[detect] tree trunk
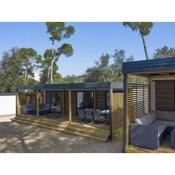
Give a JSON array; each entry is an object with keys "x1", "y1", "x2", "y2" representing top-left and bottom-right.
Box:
[
  {"x1": 47, "y1": 67, "x2": 50, "y2": 83},
  {"x1": 50, "y1": 41, "x2": 55, "y2": 83},
  {"x1": 139, "y1": 30, "x2": 149, "y2": 60},
  {"x1": 24, "y1": 69, "x2": 28, "y2": 80}
]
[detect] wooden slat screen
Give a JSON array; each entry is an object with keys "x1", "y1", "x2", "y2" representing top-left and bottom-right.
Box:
[{"x1": 128, "y1": 84, "x2": 150, "y2": 123}]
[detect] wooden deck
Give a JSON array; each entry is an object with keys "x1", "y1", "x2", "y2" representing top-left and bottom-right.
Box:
[
  {"x1": 12, "y1": 114, "x2": 110, "y2": 141},
  {"x1": 126, "y1": 136, "x2": 175, "y2": 153}
]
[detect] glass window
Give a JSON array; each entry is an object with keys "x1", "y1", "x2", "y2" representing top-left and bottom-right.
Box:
[{"x1": 77, "y1": 92, "x2": 84, "y2": 109}]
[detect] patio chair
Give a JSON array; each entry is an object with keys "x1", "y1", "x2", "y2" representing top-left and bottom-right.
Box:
[
  {"x1": 93, "y1": 109, "x2": 105, "y2": 123},
  {"x1": 77, "y1": 109, "x2": 85, "y2": 120},
  {"x1": 85, "y1": 108, "x2": 93, "y2": 122}
]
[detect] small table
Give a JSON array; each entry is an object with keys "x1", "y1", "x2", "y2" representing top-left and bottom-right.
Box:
[{"x1": 170, "y1": 127, "x2": 175, "y2": 148}]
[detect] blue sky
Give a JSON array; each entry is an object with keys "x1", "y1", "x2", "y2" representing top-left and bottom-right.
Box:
[{"x1": 0, "y1": 22, "x2": 175, "y2": 76}]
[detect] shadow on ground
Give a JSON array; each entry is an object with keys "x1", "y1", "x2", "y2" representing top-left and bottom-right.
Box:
[{"x1": 0, "y1": 122, "x2": 122, "y2": 153}]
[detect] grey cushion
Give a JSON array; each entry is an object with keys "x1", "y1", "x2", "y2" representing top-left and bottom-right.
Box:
[
  {"x1": 157, "y1": 124, "x2": 167, "y2": 137},
  {"x1": 135, "y1": 112, "x2": 156, "y2": 125},
  {"x1": 151, "y1": 123, "x2": 167, "y2": 137},
  {"x1": 155, "y1": 120, "x2": 175, "y2": 127},
  {"x1": 156, "y1": 111, "x2": 175, "y2": 122}
]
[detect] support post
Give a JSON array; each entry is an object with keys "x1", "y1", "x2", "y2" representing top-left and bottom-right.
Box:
[
  {"x1": 36, "y1": 90, "x2": 39, "y2": 117},
  {"x1": 43, "y1": 90, "x2": 46, "y2": 104},
  {"x1": 93, "y1": 89, "x2": 96, "y2": 109},
  {"x1": 109, "y1": 88, "x2": 113, "y2": 140},
  {"x1": 16, "y1": 91, "x2": 21, "y2": 116},
  {"x1": 122, "y1": 73, "x2": 128, "y2": 153},
  {"x1": 62, "y1": 90, "x2": 65, "y2": 115},
  {"x1": 68, "y1": 89, "x2": 72, "y2": 123}
]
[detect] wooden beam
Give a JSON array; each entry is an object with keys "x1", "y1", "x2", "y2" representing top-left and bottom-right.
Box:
[
  {"x1": 62, "y1": 90, "x2": 65, "y2": 115},
  {"x1": 109, "y1": 88, "x2": 113, "y2": 140},
  {"x1": 93, "y1": 89, "x2": 96, "y2": 109},
  {"x1": 16, "y1": 91, "x2": 21, "y2": 116},
  {"x1": 122, "y1": 73, "x2": 128, "y2": 153},
  {"x1": 36, "y1": 90, "x2": 39, "y2": 117},
  {"x1": 68, "y1": 90, "x2": 72, "y2": 123}
]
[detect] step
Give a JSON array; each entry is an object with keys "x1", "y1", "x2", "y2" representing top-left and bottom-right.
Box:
[
  {"x1": 13, "y1": 118, "x2": 107, "y2": 141},
  {"x1": 15, "y1": 116, "x2": 109, "y2": 135},
  {"x1": 14, "y1": 117, "x2": 108, "y2": 138},
  {"x1": 13, "y1": 118, "x2": 108, "y2": 141},
  {"x1": 14, "y1": 117, "x2": 109, "y2": 139},
  {"x1": 17, "y1": 115, "x2": 108, "y2": 131}
]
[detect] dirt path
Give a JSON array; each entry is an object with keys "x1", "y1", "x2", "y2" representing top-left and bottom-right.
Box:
[{"x1": 0, "y1": 121, "x2": 122, "y2": 153}]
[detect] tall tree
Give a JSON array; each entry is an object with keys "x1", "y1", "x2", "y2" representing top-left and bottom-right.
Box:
[
  {"x1": 46, "y1": 22, "x2": 75, "y2": 83},
  {"x1": 84, "y1": 53, "x2": 113, "y2": 82},
  {"x1": 18, "y1": 48, "x2": 40, "y2": 82},
  {"x1": 111, "y1": 49, "x2": 133, "y2": 81},
  {"x1": 153, "y1": 46, "x2": 175, "y2": 58},
  {"x1": 39, "y1": 49, "x2": 62, "y2": 83},
  {"x1": 0, "y1": 48, "x2": 38, "y2": 92},
  {"x1": 123, "y1": 22, "x2": 153, "y2": 60}
]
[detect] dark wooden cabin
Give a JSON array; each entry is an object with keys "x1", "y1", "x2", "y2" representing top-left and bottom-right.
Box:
[{"x1": 15, "y1": 82, "x2": 123, "y2": 141}]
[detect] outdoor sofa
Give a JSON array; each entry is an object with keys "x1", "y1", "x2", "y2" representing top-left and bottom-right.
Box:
[
  {"x1": 130, "y1": 111, "x2": 175, "y2": 149},
  {"x1": 21, "y1": 104, "x2": 50, "y2": 115}
]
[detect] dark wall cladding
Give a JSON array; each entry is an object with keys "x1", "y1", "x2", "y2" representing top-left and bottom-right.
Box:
[{"x1": 155, "y1": 80, "x2": 175, "y2": 111}]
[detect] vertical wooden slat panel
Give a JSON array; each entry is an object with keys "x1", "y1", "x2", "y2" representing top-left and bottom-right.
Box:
[{"x1": 128, "y1": 84, "x2": 150, "y2": 122}]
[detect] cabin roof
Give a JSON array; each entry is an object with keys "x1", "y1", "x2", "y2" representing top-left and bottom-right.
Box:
[
  {"x1": 16, "y1": 82, "x2": 123, "y2": 91},
  {"x1": 122, "y1": 57, "x2": 175, "y2": 75}
]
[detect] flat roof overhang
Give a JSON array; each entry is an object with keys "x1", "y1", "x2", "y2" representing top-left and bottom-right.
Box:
[
  {"x1": 122, "y1": 57, "x2": 175, "y2": 76},
  {"x1": 16, "y1": 82, "x2": 123, "y2": 92}
]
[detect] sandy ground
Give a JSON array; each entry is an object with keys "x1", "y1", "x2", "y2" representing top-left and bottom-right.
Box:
[{"x1": 0, "y1": 120, "x2": 122, "y2": 153}]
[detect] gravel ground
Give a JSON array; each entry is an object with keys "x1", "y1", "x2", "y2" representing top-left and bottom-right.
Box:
[{"x1": 0, "y1": 121, "x2": 122, "y2": 153}]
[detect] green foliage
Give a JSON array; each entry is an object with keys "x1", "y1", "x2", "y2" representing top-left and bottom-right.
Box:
[
  {"x1": 84, "y1": 50, "x2": 134, "y2": 82},
  {"x1": 116, "y1": 127, "x2": 123, "y2": 140},
  {"x1": 153, "y1": 46, "x2": 175, "y2": 58},
  {"x1": 111, "y1": 49, "x2": 133, "y2": 81},
  {"x1": 123, "y1": 22, "x2": 153, "y2": 36},
  {"x1": 46, "y1": 22, "x2": 75, "y2": 43},
  {"x1": 84, "y1": 53, "x2": 113, "y2": 82},
  {"x1": 18, "y1": 48, "x2": 39, "y2": 82},
  {"x1": 0, "y1": 47, "x2": 38, "y2": 93},
  {"x1": 61, "y1": 74, "x2": 84, "y2": 83}
]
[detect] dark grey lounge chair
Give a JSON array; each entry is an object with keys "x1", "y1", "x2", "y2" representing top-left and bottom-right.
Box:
[
  {"x1": 77, "y1": 109, "x2": 85, "y2": 120},
  {"x1": 130, "y1": 111, "x2": 175, "y2": 149}
]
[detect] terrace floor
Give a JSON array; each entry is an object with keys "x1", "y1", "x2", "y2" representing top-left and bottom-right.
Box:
[
  {"x1": 126, "y1": 136, "x2": 175, "y2": 153},
  {"x1": 0, "y1": 120, "x2": 121, "y2": 153}
]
